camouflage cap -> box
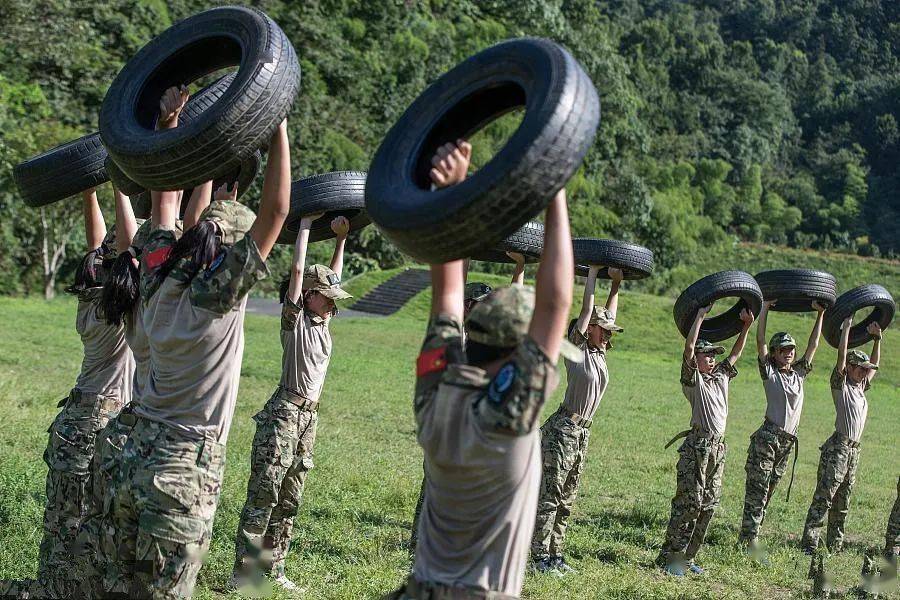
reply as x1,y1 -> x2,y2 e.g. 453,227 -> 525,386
465,282 -> 493,302
695,339 -> 726,355
847,349 -> 878,370
465,284 -> 582,362
769,331 -> 796,350
590,306 -> 624,332
199,200 -> 255,246
131,218 -> 183,252
303,264 -> 352,300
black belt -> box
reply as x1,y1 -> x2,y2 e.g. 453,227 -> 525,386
664,425 -> 724,449
560,406 -> 593,429
276,386 -> 319,412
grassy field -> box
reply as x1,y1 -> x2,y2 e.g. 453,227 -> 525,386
0,270 -> 897,599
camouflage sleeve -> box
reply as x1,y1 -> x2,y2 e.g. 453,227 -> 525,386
680,357 -> 699,387
830,367 -> 845,390
795,358 -> 813,378
281,297 -> 303,332
568,326 -> 588,348
758,356 -> 774,380
190,234 -> 270,314
716,359 -> 738,380
414,313 -> 465,413
139,228 -> 177,302
475,336 -> 559,436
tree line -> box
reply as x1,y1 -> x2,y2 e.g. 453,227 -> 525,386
1,0 -> 897,297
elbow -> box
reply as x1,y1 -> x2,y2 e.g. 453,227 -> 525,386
535,294 -> 572,316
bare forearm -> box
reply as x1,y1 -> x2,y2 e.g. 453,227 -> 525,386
871,337 -> 881,366
511,261 -> 525,285
729,326 -> 751,365
113,188 -> 137,253
575,269 -> 598,335
430,260 -> 465,320
684,313 -> 704,360
836,321 -> 851,372
183,181 -> 212,230
605,279 -> 621,318
151,190 -> 180,231
804,311 -> 825,362
756,305 -> 769,357
82,189 -> 106,249
330,237 -> 346,279
250,123 -> 291,260
288,222 -> 312,305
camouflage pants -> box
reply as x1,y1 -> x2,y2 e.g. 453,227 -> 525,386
886,476 -> 900,557
659,430 -> 726,563
234,390 -> 318,579
92,417 -> 225,599
409,464 -> 426,557
531,409 -> 590,559
738,421 -> 796,543
37,389 -> 122,597
801,431 -> 861,552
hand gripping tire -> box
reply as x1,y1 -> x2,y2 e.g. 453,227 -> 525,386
13,133 -> 109,207
99,6 -> 300,191
673,271 -> 763,342
754,269 -> 837,312
365,38 -> 600,264
823,284 -> 895,348
573,238 -> 654,280
278,172 -> 370,244
471,221 -> 543,264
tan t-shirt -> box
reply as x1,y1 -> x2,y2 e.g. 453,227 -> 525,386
830,367 -> 870,443
124,304 -> 151,403
680,357 -> 738,437
562,328 -> 609,421
137,228 -> 268,444
758,356 -> 812,435
413,314 -> 558,595
279,298 -> 332,401
74,287 -> 133,403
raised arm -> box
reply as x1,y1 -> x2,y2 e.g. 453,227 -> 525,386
113,186 -> 137,253
508,252 -> 526,285
756,300 -> 773,360
801,302 -> 827,364
249,119 -> 291,260
82,188 -> 106,250
286,212 -> 321,305
152,86 -> 189,230
528,188 -> 574,363
329,216 -> 350,279
835,316 -> 852,376
726,308 -> 755,366
182,180 -> 213,230
428,140 -> 471,320
575,266 -> 599,336
605,267 -> 623,319
866,322 -> 882,383
684,304 -> 711,363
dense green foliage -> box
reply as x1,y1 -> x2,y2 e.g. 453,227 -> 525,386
1,0 -> 899,296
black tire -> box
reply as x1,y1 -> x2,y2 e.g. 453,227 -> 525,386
471,221 -> 543,264
365,38 -> 600,263
673,271 -> 763,342
278,172 -> 370,244
13,133 -> 109,207
823,284 -> 895,349
573,238 -> 654,280
754,269 -> 837,312
99,6 -> 300,191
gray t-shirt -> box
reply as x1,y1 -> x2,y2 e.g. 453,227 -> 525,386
74,287 -> 133,403
562,328 -> 609,421
137,229 -> 268,444
680,357 -> 738,437
830,367 -> 870,443
279,298 -> 332,401
758,356 -> 812,435
413,314 -> 558,596
124,304 -> 150,404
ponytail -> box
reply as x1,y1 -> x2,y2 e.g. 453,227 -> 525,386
65,247 -> 105,295
98,251 -> 140,326
152,221 -> 220,289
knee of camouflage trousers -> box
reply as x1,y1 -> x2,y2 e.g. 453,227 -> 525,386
133,510 -> 210,599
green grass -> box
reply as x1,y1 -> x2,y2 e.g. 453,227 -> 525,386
0,272 -> 897,599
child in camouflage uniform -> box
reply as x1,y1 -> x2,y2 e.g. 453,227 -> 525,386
90,87 -> 292,599
657,302 -> 754,576
387,140 -> 579,599
32,187 -> 134,598
232,214 -> 353,590
738,300 -> 825,548
801,317 -> 883,554
530,264 -> 625,575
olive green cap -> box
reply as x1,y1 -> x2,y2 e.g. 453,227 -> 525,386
695,339 -> 725,355
769,331 -> 796,350
199,200 -> 255,246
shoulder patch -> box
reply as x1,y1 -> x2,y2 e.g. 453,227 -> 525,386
144,246 -> 172,270
417,346 -> 448,377
203,251 -> 227,280
488,362 -> 517,404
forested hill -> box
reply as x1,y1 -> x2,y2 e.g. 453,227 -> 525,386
1,0 -> 898,295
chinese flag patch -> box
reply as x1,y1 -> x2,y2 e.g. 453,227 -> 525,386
416,346 -> 448,377
144,246 -> 172,270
